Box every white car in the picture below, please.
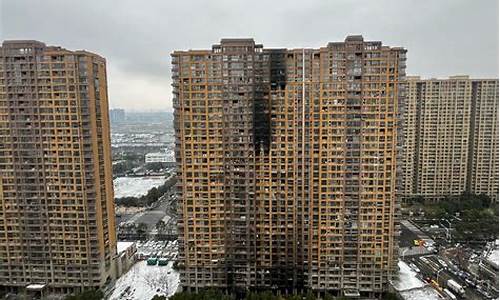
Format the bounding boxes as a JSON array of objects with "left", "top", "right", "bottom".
[{"left": 409, "top": 263, "right": 421, "bottom": 273}]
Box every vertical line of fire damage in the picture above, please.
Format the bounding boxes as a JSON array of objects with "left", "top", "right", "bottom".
[{"left": 253, "top": 49, "right": 287, "bottom": 155}]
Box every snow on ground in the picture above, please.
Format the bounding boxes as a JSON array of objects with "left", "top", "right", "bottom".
[
  {"left": 487, "top": 239, "right": 499, "bottom": 267},
  {"left": 391, "top": 260, "right": 425, "bottom": 291},
  {"left": 488, "top": 249, "right": 499, "bottom": 266},
  {"left": 109, "top": 260, "right": 179, "bottom": 300},
  {"left": 391, "top": 260, "right": 441, "bottom": 300},
  {"left": 114, "top": 177, "right": 166, "bottom": 198},
  {"left": 399, "top": 286, "right": 441, "bottom": 300}
]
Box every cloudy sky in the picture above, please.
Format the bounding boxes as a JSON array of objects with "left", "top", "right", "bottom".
[{"left": 1, "top": 0, "right": 498, "bottom": 112}]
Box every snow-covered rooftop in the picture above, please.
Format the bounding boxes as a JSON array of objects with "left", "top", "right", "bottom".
[
  {"left": 390, "top": 261, "right": 426, "bottom": 291},
  {"left": 109, "top": 260, "right": 179, "bottom": 300},
  {"left": 113, "top": 176, "right": 166, "bottom": 198},
  {"left": 117, "top": 242, "right": 135, "bottom": 255}
]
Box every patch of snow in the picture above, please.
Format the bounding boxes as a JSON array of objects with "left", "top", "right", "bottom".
[
  {"left": 26, "top": 284, "right": 46, "bottom": 290},
  {"left": 400, "top": 286, "right": 441, "bottom": 300},
  {"left": 390, "top": 260, "right": 425, "bottom": 291},
  {"left": 109, "top": 260, "right": 179, "bottom": 300},
  {"left": 488, "top": 249, "right": 499, "bottom": 266},
  {"left": 486, "top": 239, "right": 499, "bottom": 266},
  {"left": 114, "top": 177, "right": 166, "bottom": 198},
  {"left": 117, "top": 242, "right": 135, "bottom": 255}
]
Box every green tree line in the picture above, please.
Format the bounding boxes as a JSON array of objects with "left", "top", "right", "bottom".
[{"left": 408, "top": 193, "right": 498, "bottom": 242}]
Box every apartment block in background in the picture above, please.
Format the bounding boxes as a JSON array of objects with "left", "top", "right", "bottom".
[
  {"left": 467, "top": 80, "right": 499, "bottom": 199},
  {"left": 401, "top": 76, "right": 499, "bottom": 201},
  {"left": 173, "top": 36, "right": 406, "bottom": 297},
  {"left": 109, "top": 108, "right": 125, "bottom": 123},
  {"left": 0, "top": 40, "right": 116, "bottom": 296}
]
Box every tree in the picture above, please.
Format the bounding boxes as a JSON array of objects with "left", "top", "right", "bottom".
[
  {"left": 170, "top": 290, "right": 234, "bottom": 300},
  {"left": 136, "top": 222, "right": 148, "bottom": 238},
  {"left": 156, "top": 220, "right": 166, "bottom": 231},
  {"left": 407, "top": 192, "right": 498, "bottom": 244},
  {"left": 146, "top": 162, "right": 168, "bottom": 172},
  {"left": 151, "top": 296, "right": 167, "bottom": 300},
  {"left": 305, "top": 290, "right": 316, "bottom": 300},
  {"left": 382, "top": 292, "right": 399, "bottom": 300},
  {"left": 143, "top": 271, "right": 169, "bottom": 296},
  {"left": 65, "top": 289, "right": 103, "bottom": 300},
  {"left": 323, "top": 292, "right": 334, "bottom": 300}
]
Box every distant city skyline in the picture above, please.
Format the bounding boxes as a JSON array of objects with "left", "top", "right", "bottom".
[{"left": 2, "top": 0, "right": 498, "bottom": 111}]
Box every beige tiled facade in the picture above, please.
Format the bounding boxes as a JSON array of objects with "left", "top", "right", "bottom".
[
  {"left": 173, "top": 36, "right": 406, "bottom": 297},
  {"left": 0, "top": 41, "right": 116, "bottom": 295},
  {"left": 401, "top": 76, "right": 499, "bottom": 201},
  {"left": 468, "top": 80, "right": 499, "bottom": 199}
]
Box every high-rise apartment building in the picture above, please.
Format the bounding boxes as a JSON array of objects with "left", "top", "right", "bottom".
[
  {"left": 401, "top": 76, "right": 499, "bottom": 201},
  {"left": 109, "top": 108, "right": 126, "bottom": 123},
  {"left": 173, "top": 36, "right": 406, "bottom": 297},
  {"left": 467, "top": 79, "right": 499, "bottom": 199},
  {"left": 0, "top": 41, "right": 116, "bottom": 296}
]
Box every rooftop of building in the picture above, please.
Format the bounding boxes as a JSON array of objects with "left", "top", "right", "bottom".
[
  {"left": 407, "top": 75, "right": 498, "bottom": 81},
  {"left": 117, "top": 241, "right": 135, "bottom": 255},
  {"left": 1, "top": 40, "right": 106, "bottom": 60},
  {"left": 172, "top": 35, "right": 407, "bottom": 55}
]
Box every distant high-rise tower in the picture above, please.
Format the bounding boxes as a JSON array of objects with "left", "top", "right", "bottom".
[
  {"left": 401, "top": 76, "right": 499, "bottom": 201},
  {"left": 109, "top": 108, "right": 126, "bottom": 123},
  {"left": 0, "top": 41, "right": 116, "bottom": 296},
  {"left": 173, "top": 36, "right": 406, "bottom": 297}
]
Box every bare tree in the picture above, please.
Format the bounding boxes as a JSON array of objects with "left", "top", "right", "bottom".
[{"left": 141, "top": 271, "right": 170, "bottom": 295}]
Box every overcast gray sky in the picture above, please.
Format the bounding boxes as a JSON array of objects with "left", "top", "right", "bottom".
[{"left": 1, "top": 0, "right": 498, "bottom": 112}]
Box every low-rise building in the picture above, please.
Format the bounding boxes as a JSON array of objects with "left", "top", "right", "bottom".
[
  {"left": 145, "top": 150, "right": 175, "bottom": 163},
  {"left": 115, "top": 242, "right": 137, "bottom": 278}
]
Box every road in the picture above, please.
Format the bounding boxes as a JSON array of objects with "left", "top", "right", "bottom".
[
  {"left": 399, "top": 219, "right": 496, "bottom": 299},
  {"left": 132, "top": 194, "right": 173, "bottom": 232},
  {"left": 116, "top": 173, "right": 177, "bottom": 234},
  {"left": 399, "top": 220, "right": 432, "bottom": 257},
  {"left": 401, "top": 220, "right": 432, "bottom": 241},
  {"left": 408, "top": 254, "right": 485, "bottom": 300}
]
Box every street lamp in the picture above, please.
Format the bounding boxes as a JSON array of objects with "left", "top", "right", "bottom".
[
  {"left": 402, "top": 247, "right": 409, "bottom": 261},
  {"left": 436, "top": 268, "right": 444, "bottom": 285},
  {"left": 441, "top": 218, "right": 452, "bottom": 242},
  {"left": 443, "top": 227, "right": 450, "bottom": 242},
  {"left": 441, "top": 218, "right": 452, "bottom": 228}
]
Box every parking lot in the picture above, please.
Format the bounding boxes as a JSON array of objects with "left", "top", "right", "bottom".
[{"left": 135, "top": 240, "right": 179, "bottom": 261}]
